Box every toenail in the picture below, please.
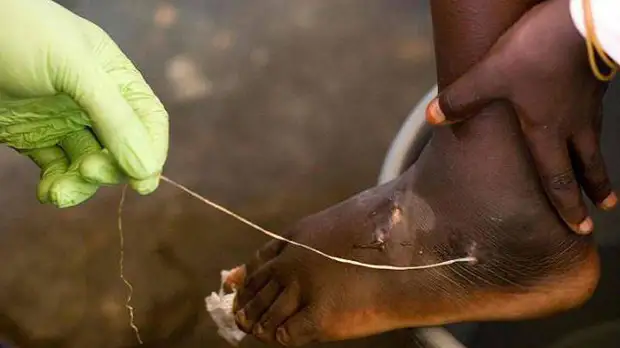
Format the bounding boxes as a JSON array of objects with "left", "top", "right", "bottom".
[
  {"left": 254, "top": 324, "right": 265, "bottom": 336},
  {"left": 235, "top": 310, "right": 247, "bottom": 325},
  {"left": 577, "top": 217, "right": 594, "bottom": 235},
  {"left": 599, "top": 192, "right": 617, "bottom": 211},
  {"left": 225, "top": 265, "right": 246, "bottom": 289},
  {"left": 276, "top": 327, "right": 291, "bottom": 345}
]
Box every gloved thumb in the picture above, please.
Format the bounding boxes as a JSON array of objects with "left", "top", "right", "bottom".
[
  {"left": 54, "top": 57, "right": 159, "bottom": 181},
  {"left": 426, "top": 56, "right": 504, "bottom": 125}
]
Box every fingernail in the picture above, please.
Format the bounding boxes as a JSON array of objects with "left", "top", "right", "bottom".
[
  {"left": 425, "top": 99, "right": 446, "bottom": 125},
  {"left": 578, "top": 217, "right": 594, "bottom": 235},
  {"left": 599, "top": 192, "right": 617, "bottom": 211}
]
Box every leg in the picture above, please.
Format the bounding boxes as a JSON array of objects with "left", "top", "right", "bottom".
[{"left": 232, "top": 0, "right": 601, "bottom": 345}]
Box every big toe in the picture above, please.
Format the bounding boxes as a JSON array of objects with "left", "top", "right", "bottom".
[{"left": 224, "top": 265, "right": 246, "bottom": 291}]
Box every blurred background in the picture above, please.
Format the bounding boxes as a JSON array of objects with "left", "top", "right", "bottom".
[{"left": 0, "top": 1, "right": 619, "bottom": 348}]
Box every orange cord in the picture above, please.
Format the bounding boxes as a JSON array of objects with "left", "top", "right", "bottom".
[{"left": 583, "top": 0, "right": 618, "bottom": 81}]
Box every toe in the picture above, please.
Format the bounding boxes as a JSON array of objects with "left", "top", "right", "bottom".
[
  {"left": 276, "top": 307, "right": 319, "bottom": 347},
  {"left": 235, "top": 280, "right": 282, "bottom": 333},
  {"left": 245, "top": 239, "right": 287, "bottom": 276},
  {"left": 224, "top": 265, "right": 246, "bottom": 291},
  {"left": 236, "top": 261, "right": 276, "bottom": 309},
  {"left": 253, "top": 283, "right": 301, "bottom": 343}
]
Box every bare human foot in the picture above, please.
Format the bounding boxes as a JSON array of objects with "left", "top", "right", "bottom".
[
  {"left": 230, "top": 147, "right": 599, "bottom": 346},
  {"left": 230, "top": 0, "right": 601, "bottom": 346}
]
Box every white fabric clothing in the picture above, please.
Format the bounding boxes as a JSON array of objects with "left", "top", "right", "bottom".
[{"left": 570, "top": 0, "right": 620, "bottom": 64}]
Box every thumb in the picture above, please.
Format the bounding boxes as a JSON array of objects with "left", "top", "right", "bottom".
[
  {"left": 54, "top": 58, "right": 158, "bottom": 181},
  {"left": 426, "top": 56, "right": 504, "bottom": 125}
]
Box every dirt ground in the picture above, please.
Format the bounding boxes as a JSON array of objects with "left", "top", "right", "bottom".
[{"left": 0, "top": 1, "right": 436, "bottom": 347}]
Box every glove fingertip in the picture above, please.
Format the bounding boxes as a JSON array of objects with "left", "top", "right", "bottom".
[
  {"left": 37, "top": 176, "right": 56, "bottom": 204},
  {"left": 80, "top": 152, "right": 124, "bottom": 185},
  {"left": 129, "top": 174, "right": 160, "bottom": 195},
  {"left": 49, "top": 175, "right": 99, "bottom": 208},
  {"left": 116, "top": 148, "right": 160, "bottom": 180}
]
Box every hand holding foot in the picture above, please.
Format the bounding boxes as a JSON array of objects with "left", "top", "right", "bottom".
[{"left": 425, "top": 0, "right": 616, "bottom": 234}]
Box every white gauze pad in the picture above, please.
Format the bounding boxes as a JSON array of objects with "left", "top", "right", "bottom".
[{"left": 205, "top": 269, "right": 247, "bottom": 346}]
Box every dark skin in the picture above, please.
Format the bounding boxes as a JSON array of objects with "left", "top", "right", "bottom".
[
  {"left": 225, "top": 0, "right": 602, "bottom": 346},
  {"left": 426, "top": 0, "right": 617, "bottom": 234}
]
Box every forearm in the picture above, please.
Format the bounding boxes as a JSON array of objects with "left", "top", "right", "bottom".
[
  {"left": 430, "top": 0, "right": 543, "bottom": 88},
  {"left": 570, "top": 0, "right": 620, "bottom": 64}
]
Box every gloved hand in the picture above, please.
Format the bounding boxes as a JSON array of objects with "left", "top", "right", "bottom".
[{"left": 0, "top": 0, "right": 169, "bottom": 208}]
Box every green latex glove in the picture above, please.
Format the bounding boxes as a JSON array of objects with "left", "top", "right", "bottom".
[{"left": 0, "top": 0, "right": 169, "bottom": 207}]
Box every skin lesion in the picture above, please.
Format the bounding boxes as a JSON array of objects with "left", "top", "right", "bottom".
[{"left": 353, "top": 205, "right": 403, "bottom": 251}]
